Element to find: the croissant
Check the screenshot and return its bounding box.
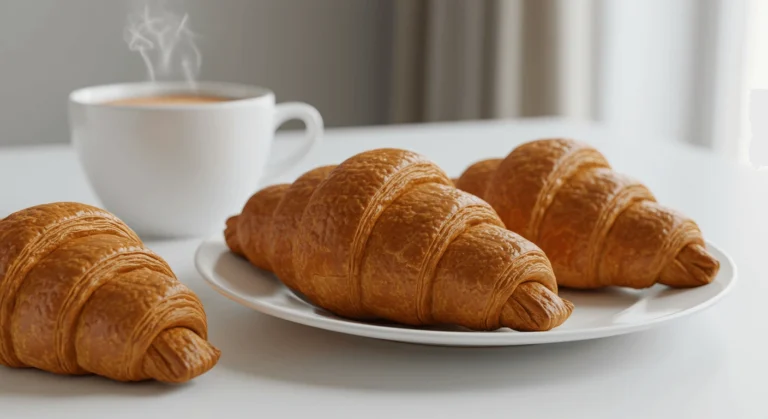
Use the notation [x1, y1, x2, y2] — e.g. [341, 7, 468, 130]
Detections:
[456, 138, 720, 289]
[0, 202, 220, 383]
[225, 148, 573, 332]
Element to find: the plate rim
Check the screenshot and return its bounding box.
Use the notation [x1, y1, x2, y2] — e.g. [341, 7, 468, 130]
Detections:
[194, 235, 738, 346]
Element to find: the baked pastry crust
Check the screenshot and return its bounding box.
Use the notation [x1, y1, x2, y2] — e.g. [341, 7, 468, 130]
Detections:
[0, 202, 220, 382]
[226, 148, 573, 331]
[456, 138, 720, 289]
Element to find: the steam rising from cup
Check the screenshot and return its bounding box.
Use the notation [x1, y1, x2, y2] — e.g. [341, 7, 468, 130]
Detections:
[124, 3, 202, 87]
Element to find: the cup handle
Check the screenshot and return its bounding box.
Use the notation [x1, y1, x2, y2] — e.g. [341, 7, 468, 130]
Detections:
[262, 102, 323, 182]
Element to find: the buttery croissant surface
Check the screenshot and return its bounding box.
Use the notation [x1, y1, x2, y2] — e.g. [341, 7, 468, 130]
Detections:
[0, 202, 220, 382]
[456, 138, 720, 289]
[226, 148, 573, 331]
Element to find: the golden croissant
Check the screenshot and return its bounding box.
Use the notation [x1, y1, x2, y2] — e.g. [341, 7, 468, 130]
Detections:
[456, 138, 720, 289]
[225, 148, 573, 332]
[0, 202, 220, 383]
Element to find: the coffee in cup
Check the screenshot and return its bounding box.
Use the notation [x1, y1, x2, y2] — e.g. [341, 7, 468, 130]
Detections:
[104, 94, 232, 106]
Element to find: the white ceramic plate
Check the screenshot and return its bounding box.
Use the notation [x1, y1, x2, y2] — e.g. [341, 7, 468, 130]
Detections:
[195, 236, 736, 346]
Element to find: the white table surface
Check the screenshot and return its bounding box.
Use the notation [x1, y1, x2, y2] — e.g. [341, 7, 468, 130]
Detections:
[0, 118, 765, 419]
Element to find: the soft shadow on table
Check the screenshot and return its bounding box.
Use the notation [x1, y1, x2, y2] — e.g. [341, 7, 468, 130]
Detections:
[0, 368, 188, 398]
[206, 300, 728, 393]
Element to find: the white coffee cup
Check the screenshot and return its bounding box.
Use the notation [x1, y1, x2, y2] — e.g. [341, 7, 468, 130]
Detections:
[68, 81, 322, 238]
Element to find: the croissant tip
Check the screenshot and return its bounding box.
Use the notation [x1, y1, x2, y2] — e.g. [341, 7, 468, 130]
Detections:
[142, 328, 222, 384]
[224, 215, 242, 255]
[659, 243, 720, 288]
[563, 297, 575, 314]
[502, 282, 574, 332]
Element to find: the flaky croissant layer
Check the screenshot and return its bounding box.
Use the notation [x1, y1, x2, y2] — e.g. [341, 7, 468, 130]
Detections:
[226, 148, 573, 332]
[0, 202, 220, 383]
[456, 138, 720, 289]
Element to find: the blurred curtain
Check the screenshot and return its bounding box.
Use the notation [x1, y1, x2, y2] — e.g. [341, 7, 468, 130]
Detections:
[388, 0, 598, 124]
[387, 0, 748, 157]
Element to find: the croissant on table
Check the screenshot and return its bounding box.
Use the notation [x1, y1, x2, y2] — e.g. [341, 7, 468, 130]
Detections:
[225, 148, 573, 332]
[455, 138, 720, 290]
[0, 202, 220, 383]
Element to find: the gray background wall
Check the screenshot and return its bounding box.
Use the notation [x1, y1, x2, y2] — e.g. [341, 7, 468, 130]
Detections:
[0, 0, 394, 146]
[0, 0, 746, 158]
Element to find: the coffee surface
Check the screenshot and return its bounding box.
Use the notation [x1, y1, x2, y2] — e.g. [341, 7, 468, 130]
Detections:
[105, 95, 232, 105]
